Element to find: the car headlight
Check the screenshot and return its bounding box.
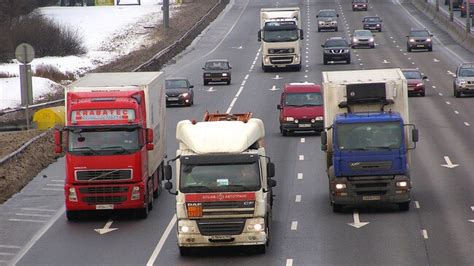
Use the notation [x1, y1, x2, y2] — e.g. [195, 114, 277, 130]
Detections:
[246, 218, 265, 232]
[285, 116, 295, 122]
[222, 73, 228, 76]
[409, 38, 415, 42]
[178, 220, 197, 233]
[315, 116, 324, 121]
[458, 79, 466, 86]
[416, 83, 424, 87]
[180, 92, 189, 97]
[426, 38, 432, 42]
[319, 21, 324, 25]
[376, 24, 380, 26]
[369, 37, 374, 42]
[353, 38, 359, 42]
[343, 49, 350, 53]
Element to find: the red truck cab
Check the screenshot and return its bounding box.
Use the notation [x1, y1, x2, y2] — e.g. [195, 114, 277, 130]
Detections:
[277, 83, 324, 136]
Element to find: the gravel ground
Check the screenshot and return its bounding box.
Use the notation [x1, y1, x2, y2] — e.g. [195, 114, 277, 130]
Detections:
[0, 0, 224, 204]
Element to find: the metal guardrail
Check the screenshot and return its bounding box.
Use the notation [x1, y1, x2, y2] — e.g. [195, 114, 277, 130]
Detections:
[0, 130, 50, 166]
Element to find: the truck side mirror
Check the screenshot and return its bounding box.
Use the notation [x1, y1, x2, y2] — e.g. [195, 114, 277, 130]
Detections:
[164, 182, 173, 191]
[146, 128, 154, 143]
[54, 129, 63, 154]
[412, 128, 419, 143]
[300, 29, 304, 39]
[277, 104, 282, 110]
[258, 30, 262, 42]
[268, 179, 277, 188]
[321, 131, 328, 151]
[267, 162, 275, 178]
[164, 165, 172, 180]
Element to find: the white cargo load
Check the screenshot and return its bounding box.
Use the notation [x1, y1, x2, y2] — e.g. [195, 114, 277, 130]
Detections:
[260, 7, 301, 28]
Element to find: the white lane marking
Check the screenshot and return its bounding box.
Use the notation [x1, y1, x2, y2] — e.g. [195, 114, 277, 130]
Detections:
[270, 85, 279, 91]
[400, 49, 403, 52]
[15, 213, 52, 218]
[471, 206, 474, 211]
[94, 219, 118, 235]
[411, 62, 415, 65]
[434, 58, 440, 62]
[252, 60, 257, 65]
[305, 69, 309, 73]
[0, 245, 20, 249]
[383, 59, 390, 64]
[146, 214, 177, 266]
[272, 75, 282, 80]
[207, 87, 215, 92]
[299, 155, 304, 161]
[306, 65, 309, 67]
[304, 75, 308, 78]
[464, 122, 470, 127]
[301, 138, 305, 143]
[226, 83, 246, 113]
[286, 259, 294, 266]
[432, 86, 436, 89]
[291, 221, 298, 230]
[438, 92, 443, 96]
[403, 53, 407, 56]
[42, 188, 63, 191]
[244, 74, 249, 80]
[50, 179, 64, 183]
[415, 201, 420, 209]
[446, 101, 451, 105]
[408, 57, 412, 60]
[360, 63, 364, 66]
[295, 195, 302, 202]
[454, 110, 459, 114]
[298, 173, 303, 180]
[0, 252, 15, 256]
[21, 208, 56, 212]
[422, 229, 428, 239]
[8, 219, 46, 223]
[390, 36, 393, 39]
[235, 86, 244, 97]
[241, 80, 246, 86]
[46, 184, 63, 187]
[305, 60, 309, 63]
[348, 211, 369, 228]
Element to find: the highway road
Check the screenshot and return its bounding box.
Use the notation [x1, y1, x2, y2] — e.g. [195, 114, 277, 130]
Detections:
[1, 0, 474, 265]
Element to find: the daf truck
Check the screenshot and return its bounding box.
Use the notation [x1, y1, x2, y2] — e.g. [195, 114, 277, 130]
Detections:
[164, 112, 277, 255]
[54, 72, 167, 220]
[258, 7, 304, 72]
[320, 69, 419, 212]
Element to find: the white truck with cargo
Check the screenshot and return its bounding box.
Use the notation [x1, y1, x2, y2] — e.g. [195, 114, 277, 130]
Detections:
[258, 7, 304, 71]
[320, 69, 419, 212]
[164, 112, 276, 255]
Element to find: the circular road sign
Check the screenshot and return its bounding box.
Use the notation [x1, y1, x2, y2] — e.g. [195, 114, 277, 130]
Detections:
[15, 43, 35, 64]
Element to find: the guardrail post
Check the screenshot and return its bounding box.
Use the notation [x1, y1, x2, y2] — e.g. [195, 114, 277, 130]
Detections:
[449, 0, 454, 21]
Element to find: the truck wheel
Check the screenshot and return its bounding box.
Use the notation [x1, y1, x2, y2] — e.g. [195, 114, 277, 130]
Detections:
[398, 202, 410, 211]
[136, 192, 150, 219]
[255, 244, 266, 254]
[179, 247, 192, 256]
[66, 211, 80, 221]
[332, 203, 343, 213]
[262, 63, 269, 72]
[318, 28, 321, 32]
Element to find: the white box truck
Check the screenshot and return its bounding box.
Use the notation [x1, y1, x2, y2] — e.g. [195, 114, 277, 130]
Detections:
[320, 68, 419, 212]
[258, 7, 303, 72]
[164, 112, 277, 255]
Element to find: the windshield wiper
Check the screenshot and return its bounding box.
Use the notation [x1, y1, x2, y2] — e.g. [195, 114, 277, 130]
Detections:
[73, 147, 99, 155]
[101, 145, 133, 154]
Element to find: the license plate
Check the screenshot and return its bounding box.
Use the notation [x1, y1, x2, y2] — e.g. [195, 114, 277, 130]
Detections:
[362, 195, 381, 201]
[168, 97, 179, 101]
[209, 235, 233, 241]
[212, 78, 221, 81]
[96, 204, 114, 210]
[298, 124, 311, 128]
[417, 45, 425, 47]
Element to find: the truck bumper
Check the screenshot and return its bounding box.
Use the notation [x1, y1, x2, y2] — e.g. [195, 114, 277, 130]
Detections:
[65, 182, 146, 211]
[263, 55, 300, 68]
[178, 232, 267, 247]
[329, 176, 411, 206]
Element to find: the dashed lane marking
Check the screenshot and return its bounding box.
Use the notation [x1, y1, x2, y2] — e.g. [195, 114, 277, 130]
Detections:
[415, 201, 420, 209]
[298, 173, 303, 180]
[464, 122, 470, 127]
[15, 213, 52, 218]
[438, 92, 443, 96]
[286, 259, 294, 266]
[0, 245, 20, 249]
[446, 101, 451, 105]
[301, 138, 305, 143]
[295, 195, 302, 202]
[422, 230, 428, 239]
[299, 155, 304, 161]
[454, 111, 459, 114]
[291, 221, 298, 230]
[8, 219, 46, 223]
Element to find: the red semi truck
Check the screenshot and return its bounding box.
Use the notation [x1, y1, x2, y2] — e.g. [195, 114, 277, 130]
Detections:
[54, 72, 167, 220]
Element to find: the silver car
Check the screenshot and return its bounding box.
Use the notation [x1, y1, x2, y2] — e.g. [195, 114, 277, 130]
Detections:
[453, 63, 474, 98]
[350, 30, 375, 48]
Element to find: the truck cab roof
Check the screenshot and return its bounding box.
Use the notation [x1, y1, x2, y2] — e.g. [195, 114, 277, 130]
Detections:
[335, 112, 402, 123]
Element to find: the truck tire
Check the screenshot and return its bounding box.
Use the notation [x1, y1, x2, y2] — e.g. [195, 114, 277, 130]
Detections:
[66, 211, 80, 221]
[262, 63, 269, 72]
[136, 189, 150, 219]
[332, 203, 343, 213]
[407, 45, 411, 52]
[398, 202, 410, 211]
[154, 164, 163, 198]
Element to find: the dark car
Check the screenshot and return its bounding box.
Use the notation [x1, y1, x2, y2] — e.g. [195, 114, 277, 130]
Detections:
[445, 0, 463, 9]
[165, 78, 194, 106]
[202, 59, 232, 85]
[351, 30, 375, 48]
[362, 16, 383, 32]
[453, 62, 474, 97]
[277, 83, 324, 136]
[402, 69, 427, 97]
[352, 0, 368, 11]
[406, 29, 433, 52]
[321, 37, 351, 65]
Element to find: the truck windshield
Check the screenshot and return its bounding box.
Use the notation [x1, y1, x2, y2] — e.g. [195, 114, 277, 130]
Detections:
[179, 162, 261, 193]
[336, 122, 402, 151]
[263, 29, 299, 42]
[285, 92, 323, 106]
[68, 128, 140, 155]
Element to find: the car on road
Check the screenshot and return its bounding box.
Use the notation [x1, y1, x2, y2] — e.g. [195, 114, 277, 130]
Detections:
[460, 0, 474, 17]
[202, 59, 232, 85]
[406, 28, 433, 52]
[402, 69, 427, 97]
[362, 16, 383, 32]
[352, 0, 368, 11]
[453, 62, 474, 97]
[277, 83, 324, 136]
[445, 0, 462, 8]
[321, 37, 351, 65]
[351, 30, 375, 48]
[165, 77, 194, 106]
[316, 9, 339, 32]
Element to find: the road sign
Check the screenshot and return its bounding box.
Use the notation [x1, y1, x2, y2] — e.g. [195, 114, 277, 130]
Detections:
[15, 43, 35, 64]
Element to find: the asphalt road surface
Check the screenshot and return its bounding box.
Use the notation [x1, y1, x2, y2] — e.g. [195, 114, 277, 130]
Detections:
[1, 0, 474, 265]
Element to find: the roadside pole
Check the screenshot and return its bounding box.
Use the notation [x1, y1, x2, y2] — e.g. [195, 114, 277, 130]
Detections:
[163, 0, 169, 31]
[15, 43, 35, 130]
[449, 0, 453, 21]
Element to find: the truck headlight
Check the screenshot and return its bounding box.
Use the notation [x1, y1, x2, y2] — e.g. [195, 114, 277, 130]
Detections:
[315, 116, 324, 121]
[178, 220, 197, 233]
[68, 187, 78, 202]
[335, 183, 346, 190]
[246, 218, 265, 232]
[131, 186, 140, 200]
[222, 73, 228, 76]
[288, 48, 295, 53]
[396, 181, 408, 188]
[285, 116, 295, 122]
[268, 49, 275, 54]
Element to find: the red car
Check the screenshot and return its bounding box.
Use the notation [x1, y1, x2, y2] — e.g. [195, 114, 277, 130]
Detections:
[402, 69, 427, 97]
[277, 83, 324, 136]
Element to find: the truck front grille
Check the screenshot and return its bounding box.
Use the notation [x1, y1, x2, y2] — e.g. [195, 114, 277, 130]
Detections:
[83, 196, 127, 205]
[79, 187, 128, 194]
[269, 48, 291, 54]
[197, 219, 245, 236]
[76, 169, 132, 181]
